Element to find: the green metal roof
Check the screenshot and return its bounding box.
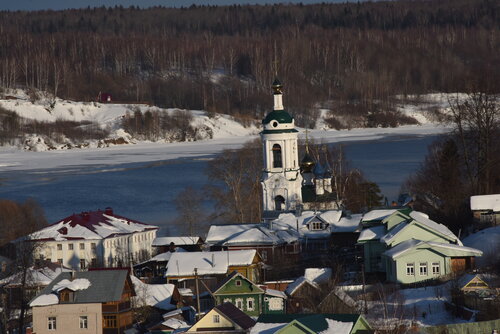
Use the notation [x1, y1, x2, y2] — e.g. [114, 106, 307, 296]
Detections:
[262, 129, 299, 134]
[262, 110, 294, 124]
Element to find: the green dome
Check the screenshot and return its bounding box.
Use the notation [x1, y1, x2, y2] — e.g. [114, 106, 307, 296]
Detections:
[262, 110, 293, 125]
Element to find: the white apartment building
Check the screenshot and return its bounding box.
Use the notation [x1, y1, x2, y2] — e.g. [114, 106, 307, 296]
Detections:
[27, 208, 158, 270]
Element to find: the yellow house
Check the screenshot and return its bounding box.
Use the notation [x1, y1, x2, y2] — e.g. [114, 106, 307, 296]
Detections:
[459, 274, 490, 292]
[187, 302, 256, 333]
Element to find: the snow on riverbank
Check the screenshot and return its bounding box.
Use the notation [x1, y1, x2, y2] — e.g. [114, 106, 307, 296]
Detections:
[0, 124, 450, 172]
[0, 89, 453, 171]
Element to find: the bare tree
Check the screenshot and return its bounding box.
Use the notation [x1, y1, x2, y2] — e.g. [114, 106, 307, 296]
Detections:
[174, 186, 205, 236]
[448, 93, 500, 194]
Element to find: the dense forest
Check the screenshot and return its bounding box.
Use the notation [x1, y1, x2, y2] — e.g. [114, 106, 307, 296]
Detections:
[0, 0, 498, 127]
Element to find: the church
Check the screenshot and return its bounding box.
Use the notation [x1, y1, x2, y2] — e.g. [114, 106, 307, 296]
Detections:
[260, 79, 340, 222]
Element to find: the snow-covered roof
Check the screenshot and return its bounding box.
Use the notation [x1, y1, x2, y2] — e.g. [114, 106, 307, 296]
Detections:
[30, 294, 59, 307]
[357, 225, 386, 242]
[28, 210, 158, 241]
[331, 214, 362, 233]
[383, 239, 483, 259]
[206, 224, 298, 246]
[304, 268, 332, 284]
[152, 236, 201, 247]
[250, 322, 287, 334]
[131, 276, 176, 311]
[148, 248, 187, 262]
[362, 209, 397, 222]
[470, 194, 500, 211]
[162, 318, 188, 330]
[319, 210, 342, 224]
[380, 222, 409, 244]
[409, 211, 460, 244]
[165, 250, 257, 277]
[285, 276, 319, 296]
[320, 319, 353, 334]
[0, 263, 71, 287]
[53, 278, 91, 292]
[265, 288, 287, 299]
[206, 224, 260, 244]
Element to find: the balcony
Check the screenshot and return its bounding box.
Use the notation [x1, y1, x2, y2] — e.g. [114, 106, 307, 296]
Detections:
[102, 301, 131, 313]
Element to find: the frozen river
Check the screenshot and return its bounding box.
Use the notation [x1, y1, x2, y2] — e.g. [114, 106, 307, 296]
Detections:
[0, 126, 446, 234]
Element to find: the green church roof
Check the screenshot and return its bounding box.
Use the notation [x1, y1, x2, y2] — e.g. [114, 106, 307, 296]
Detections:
[262, 109, 294, 125]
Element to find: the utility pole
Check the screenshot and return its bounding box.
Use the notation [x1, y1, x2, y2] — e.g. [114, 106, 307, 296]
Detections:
[361, 263, 368, 314]
[194, 268, 201, 321]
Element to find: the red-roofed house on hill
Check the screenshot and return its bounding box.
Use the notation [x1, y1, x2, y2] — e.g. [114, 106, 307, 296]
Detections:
[25, 208, 158, 270]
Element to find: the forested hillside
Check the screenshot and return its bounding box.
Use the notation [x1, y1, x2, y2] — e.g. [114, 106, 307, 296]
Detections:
[0, 0, 498, 127]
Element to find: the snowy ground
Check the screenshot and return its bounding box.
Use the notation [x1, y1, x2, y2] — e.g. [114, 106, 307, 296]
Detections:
[365, 282, 472, 329]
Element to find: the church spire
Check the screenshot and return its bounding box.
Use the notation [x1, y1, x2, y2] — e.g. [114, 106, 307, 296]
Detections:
[272, 78, 284, 111]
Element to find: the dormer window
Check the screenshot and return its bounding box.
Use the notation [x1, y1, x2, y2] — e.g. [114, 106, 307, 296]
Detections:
[310, 222, 323, 231]
[60, 289, 74, 303]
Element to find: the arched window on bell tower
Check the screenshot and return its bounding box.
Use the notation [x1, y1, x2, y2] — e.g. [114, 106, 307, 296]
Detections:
[274, 195, 285, 211]
[272, 144, 282, 168]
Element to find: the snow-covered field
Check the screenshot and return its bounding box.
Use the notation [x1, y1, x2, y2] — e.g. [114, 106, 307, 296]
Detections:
[366, 282, 472, 328]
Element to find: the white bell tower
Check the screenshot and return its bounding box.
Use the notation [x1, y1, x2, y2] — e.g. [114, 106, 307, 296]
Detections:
[261, 79, 303, 216]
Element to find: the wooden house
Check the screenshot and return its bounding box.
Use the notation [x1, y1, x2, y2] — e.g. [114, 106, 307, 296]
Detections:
[253, 314, 373, 334]
[357, 209, 483, 283]
[470, 194, 500, 227]
[213, 271, 286, 317]
[187, 302, 256, 333]
[30, 269, 135, 334]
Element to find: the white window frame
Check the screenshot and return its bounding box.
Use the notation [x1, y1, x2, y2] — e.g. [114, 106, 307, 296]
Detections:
[80, 243, 85, 250]
[57, 244, 62, 251]
[79, 315, 88, 329]
[48, 317, 57, 330]
[235, 280, 242, 286]
[311, 222, 322, 231]
[419, 262, 427, 276]
[261, 251, 268, 261]
[406, 263, 415, 276]
[235, 298, 243, 310]
[213, 314, 220, 323]
[432, 262, 440, 275]
[68, 243, 74, 250]
[247, 298, 255, 311]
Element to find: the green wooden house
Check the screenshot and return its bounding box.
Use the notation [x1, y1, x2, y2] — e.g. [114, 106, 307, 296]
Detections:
[358, 209, 483, 283]
[213, 271, 286, 317]
[255, 314, 373, 334]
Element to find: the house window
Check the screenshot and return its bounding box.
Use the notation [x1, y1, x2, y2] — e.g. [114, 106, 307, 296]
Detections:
[80, 243, 85, 250]
[419, 263, 428, 276]
[79, 316, 88, 329]
[60, 291, 73, 302]
[311, 222, 322, 231]
[103, 315, 117, 328]
[432, 262, 440, 275]
[480, 213, 494, 223]
[235, 280, 242, 286]
[213, 314, 220, 323]
[48, 317, 56, 330]
[247, 298, 255, 311]
[272, 144, 283, 168]
[68, 244, 74, 250]
[91, 258, 97, 267]
[406, 263, 415, 276]
[80, 259, 86, 270]
[261, 250, 268, 261]
[235, 298, 243, 310]
[57, 244, 62, 251]
[91, 243, 96, 251]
